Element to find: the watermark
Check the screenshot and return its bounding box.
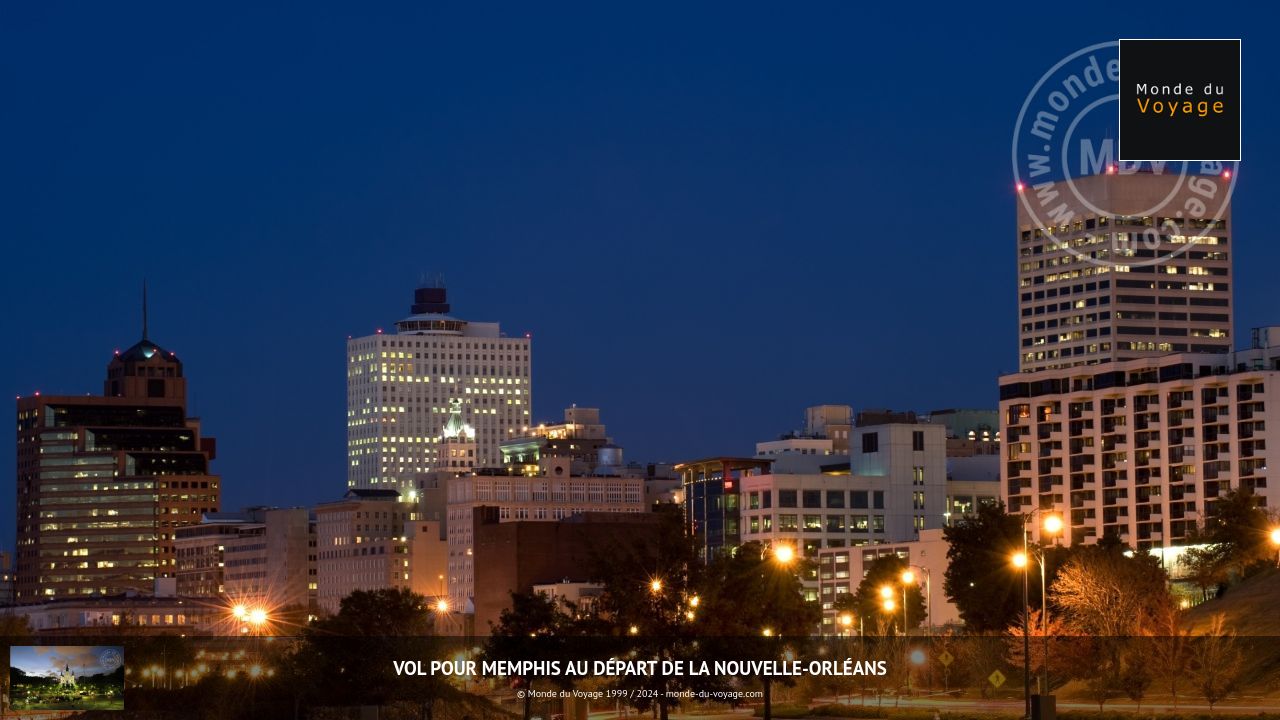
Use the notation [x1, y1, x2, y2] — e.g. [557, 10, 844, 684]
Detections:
[1011, 41, 1238, 269]
[99, 647, 124, 672]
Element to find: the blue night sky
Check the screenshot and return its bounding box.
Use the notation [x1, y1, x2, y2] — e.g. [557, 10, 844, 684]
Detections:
[2, 4, 1278, 546]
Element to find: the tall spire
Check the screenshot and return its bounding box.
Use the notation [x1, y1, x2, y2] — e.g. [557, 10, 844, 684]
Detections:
[142, 280, 149, 341]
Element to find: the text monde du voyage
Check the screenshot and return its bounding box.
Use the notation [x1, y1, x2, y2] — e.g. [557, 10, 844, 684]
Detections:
[399, 659, 888, 678]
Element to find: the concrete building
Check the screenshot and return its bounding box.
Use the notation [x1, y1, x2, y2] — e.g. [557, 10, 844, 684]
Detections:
[925, 408, 1001, 457]
[222, 508, 316, 611]
[683, 421, 948, 565]
[15, 311, 220, 601]
[347, 285, 532, 494]
[500, 406, 614, 475]
[470, 508, 664, 631]
[0, 552, 14, 606]
[1001, 332, 1280, 549]
[174, 508, 317, 612]
[1017, 172, 1232, 372]
[1, 592, 219, 636]
[815, 529, 957, 633]
[445, 456, 646, 611]
[175, 514, 251, 598]
[314, 489, 446, 614]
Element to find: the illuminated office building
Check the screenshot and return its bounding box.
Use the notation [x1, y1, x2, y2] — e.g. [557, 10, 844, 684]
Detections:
[347, 285, 532, 494]
[15, 311, 220, 601]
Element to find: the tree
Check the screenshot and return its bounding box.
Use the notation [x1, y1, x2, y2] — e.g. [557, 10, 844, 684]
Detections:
[482, 591, 574, 720]
[301, 588, 448, 718]
[586, 507, 705, 720]
[1193, 615, 1244, 712]
[1180, 544, 1230, 601]
[847, 556, 926, 635]
[1051, 544, 1171, 636]
[943, 502, 1028, 631]
[310, 587, 436, 636]
[1148, 601, 1193, 708]
[1187, 488, 1275, 587]
[697, 541, 821, 720]
[1003, 609, 1077, 693]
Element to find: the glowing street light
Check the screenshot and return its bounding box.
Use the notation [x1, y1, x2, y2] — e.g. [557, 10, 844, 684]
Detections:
[435, 598, 450, 613]
[1011, 551, 1029, 569]
[761, 627, 774, 637]
[649, 578, 663, 594]
[232, 604, 248, 621]
[248, 608, 268, 626]
[773, 544, 796, 565]
[1270, 527, 1280, 567]
[1043, 514, 1064, 536]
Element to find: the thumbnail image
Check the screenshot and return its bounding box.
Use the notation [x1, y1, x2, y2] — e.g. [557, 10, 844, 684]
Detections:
[8, 645, 125, 712]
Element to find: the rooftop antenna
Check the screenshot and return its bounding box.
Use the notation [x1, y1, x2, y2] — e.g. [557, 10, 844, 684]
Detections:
[142, 280, 149, 341]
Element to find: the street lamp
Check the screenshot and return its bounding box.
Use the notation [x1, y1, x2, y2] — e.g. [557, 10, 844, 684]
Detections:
[1013, 510, 1062, 720]
[1011, 550, 1031, 719]
[1270, 527, 1280, 567]
[900, 566, 933, 637]
[650, 578, 664, 594]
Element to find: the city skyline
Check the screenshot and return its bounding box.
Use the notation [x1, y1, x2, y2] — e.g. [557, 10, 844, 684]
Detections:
[6, 4, 1280, 550]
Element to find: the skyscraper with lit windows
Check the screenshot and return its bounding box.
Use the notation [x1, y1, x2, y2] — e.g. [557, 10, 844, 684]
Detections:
[15, 309, 221, 601]
[346, 285, 532, 494]
[1016, 172, 1232, 372]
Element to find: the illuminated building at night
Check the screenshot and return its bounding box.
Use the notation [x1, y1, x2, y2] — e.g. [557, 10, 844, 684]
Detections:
[346, 284, 532, 494]
[15, 307, 221, 601]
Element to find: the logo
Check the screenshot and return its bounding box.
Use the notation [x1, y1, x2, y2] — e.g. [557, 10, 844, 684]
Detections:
[1012, 42, 1238, 269]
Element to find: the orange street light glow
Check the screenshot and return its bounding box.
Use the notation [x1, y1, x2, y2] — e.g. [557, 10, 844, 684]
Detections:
[1011, 552, 1029, 569]
[773, 545, 795, 565]
[1043, 514, 1064, 534]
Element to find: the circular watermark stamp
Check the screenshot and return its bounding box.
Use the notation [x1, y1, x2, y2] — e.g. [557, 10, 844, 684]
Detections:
[99, 648, 123, 672]
[1011, 41, 1238, 268]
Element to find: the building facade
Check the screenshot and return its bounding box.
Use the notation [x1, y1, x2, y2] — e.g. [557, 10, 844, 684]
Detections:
[314, 489, 446, 614]
[470, 509, 663, 631]
[1001, 335, 1280, 549]
[815, 529, 957, 633]
[347, 285, 532, 494]
[1017, 172, 1232, 372]
[221, 508, 316, 611]
[683, 422, 949, 568]
[15, 323, 220, 602]
[445, 456, 645, 610]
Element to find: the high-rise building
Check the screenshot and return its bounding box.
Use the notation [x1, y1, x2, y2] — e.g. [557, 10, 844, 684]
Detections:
[346, 285, 532, 494]
[1002, 169, 1264, 553]
[1000, 333, 1280, 550]
[1017, 172, 1232, 372]
[15, 309, 221, 601]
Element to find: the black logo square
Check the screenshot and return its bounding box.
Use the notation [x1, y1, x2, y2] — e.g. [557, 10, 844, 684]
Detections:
[1119, 39, 1240, 161]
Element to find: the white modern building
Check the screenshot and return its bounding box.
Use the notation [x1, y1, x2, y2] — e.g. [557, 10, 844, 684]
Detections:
[347, 285, 532, 494]
[1001, 330, 1280, 550]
